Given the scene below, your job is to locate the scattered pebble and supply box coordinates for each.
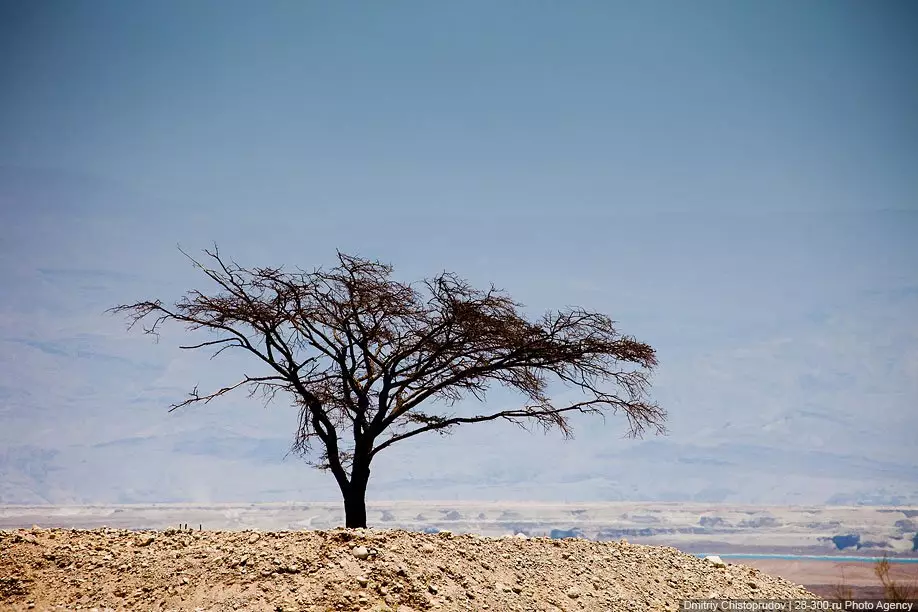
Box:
[351,546,369,559]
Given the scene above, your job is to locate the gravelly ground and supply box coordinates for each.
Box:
[1,526,815,611]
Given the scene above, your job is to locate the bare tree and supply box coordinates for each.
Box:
[110,247,665,528]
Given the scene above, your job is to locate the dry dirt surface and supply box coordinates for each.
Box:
[1,526,814,611]
[741,559,918,600]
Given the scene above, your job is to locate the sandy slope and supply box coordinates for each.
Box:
[1,526,814,611]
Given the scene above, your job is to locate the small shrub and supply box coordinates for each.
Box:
[875,554,917,602]
[831,567,853,602]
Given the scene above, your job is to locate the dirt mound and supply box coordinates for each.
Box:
[1,526,814,611]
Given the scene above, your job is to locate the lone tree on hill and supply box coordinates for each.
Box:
[111,247,665,528]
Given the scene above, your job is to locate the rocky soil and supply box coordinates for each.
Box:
[1,526,815,611]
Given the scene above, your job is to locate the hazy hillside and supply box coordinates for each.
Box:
[1,170,916,506]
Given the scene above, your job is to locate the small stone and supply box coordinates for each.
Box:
[420,543,435,554]
[747,582,759,590]
[514,533,528,539]
[495,582,513,593]
[511,585,522,594]
[247,533,261,545]
[239,555,249,566]
[357,576,368,587]
[428,584,438,594]
[135,535,155,547]
[352,546,369,559]
[566,587,581,599]
[705,555,727,568]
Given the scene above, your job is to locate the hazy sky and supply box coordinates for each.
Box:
[0,1,916,505]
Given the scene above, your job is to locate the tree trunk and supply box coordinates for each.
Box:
[343,487,367,528]
[342,463,370,528]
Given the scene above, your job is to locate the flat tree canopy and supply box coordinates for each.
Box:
[111,247,665,527]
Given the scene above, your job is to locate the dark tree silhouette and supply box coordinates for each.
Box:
[110,247,665,528]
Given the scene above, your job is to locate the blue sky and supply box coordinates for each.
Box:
[0,1,916,505]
